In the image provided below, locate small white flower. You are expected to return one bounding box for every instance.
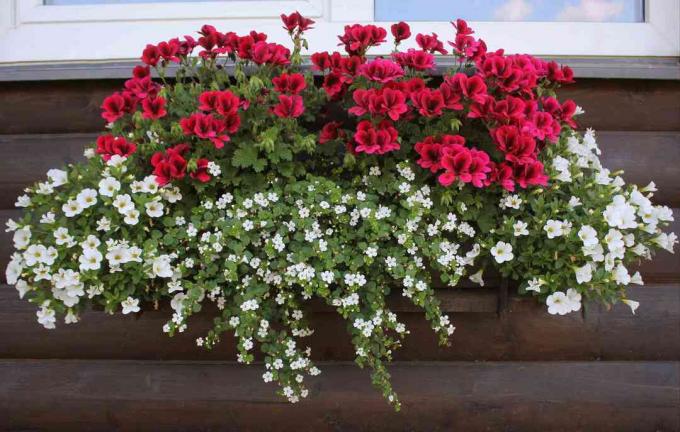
[13,227,32,250]
[145,201,164,218]
[40,212,56,224]
[512,221,529,236]
[544,220,564,239]
[76,188,98,208]
[24,244,48,267]
[37,305,57,329]
[207,161,221,177]
[365,247,378,258]
[112,194,134,214]
[546,292,571,315]
[15,195,31,208]
[96,217,111,232]
[469,269,484,286]
[526,278,543,293]
[621,299,640,315]
[83,148,96,158]
[385,256,397,269]
[574,263,593,284]
[98,177,121,197]
[490,241,513,263]
[106,246,130,266]
[46,169,68,187]
[124,209,140,225]
[568,196,582,208]
[79,248,103,271]
[62,199,83,217]
[565,288,582,312]
[121,296,140,314]
[152,255,174,278]
[578,225,599,247]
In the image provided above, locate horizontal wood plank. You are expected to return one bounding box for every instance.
[1,284,677,361]
[0,79,677,135]
[0,130,678,210]
[1,359,678,431]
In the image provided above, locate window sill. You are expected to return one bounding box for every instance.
[0,57,678,82]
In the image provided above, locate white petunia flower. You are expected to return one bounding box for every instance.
[62,199,83,217]
[512,220,529,236]
[543,220,564,239]
[112,194,134,214]
[578,225,598,247]
[145,201,164,218]
[124,209,140,225]
[603,195,637,229]
[526,278,543,293]
[546,292,571,315]
[121,296,140,314]
[469,269,484,286]
[621,299,640,315]
[568,196,582,208]
[152,255,174,278]
[79,248,103,271]
[76,188,98,208]
[490,241,513,263]
[96,217,111,232]
[15,195,31,208]
[37,304,57,329]
[574,263,593,284]
[40,212,56,224]
[13,227,32,250]
[98,177,121,197]
[46,169,68,187]
[565,288,582,312]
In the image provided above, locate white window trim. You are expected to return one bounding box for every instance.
[0,0,678,64]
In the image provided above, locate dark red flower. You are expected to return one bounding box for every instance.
[322,71,347,98]
[353,120,400,154]
[272,94,304,118]
[151,144,189,186]
[338,24,387,55]
[199,90,240,117]
[319,121,345,144]
[96,135,137,161]
[311,51,332,71]
[410,88,445,117]
[392,49,435,71]
[414,136,445,172]
[492,125,537,164]
[375,88,408,121]
[101,93,127,123]
[438,83,463,110]
[157,39,180,63]
[391,22,411,43]
[514,160,549,188]
[124,76,159,100]
[142,96,167,120]
[415,33,447,54]
[180,113,230,148]
[132,65,150,79]
[272,73,306,95]
[490,162,515,191]
[438,145,491,187]
[190,158,212,183]
[445,73,487,103]
[358,58,404,83]
[281,11,315,33]
[141,44,160,66]
[348,89,372,117]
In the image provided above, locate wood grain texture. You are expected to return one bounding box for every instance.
[1,359,678,432]
[1,284,677,361]
[0,130,677,209]
[0,79,678,134]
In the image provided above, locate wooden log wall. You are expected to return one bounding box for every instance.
[0,78,679,431]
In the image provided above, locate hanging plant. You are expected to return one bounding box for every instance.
[6,12,676,410]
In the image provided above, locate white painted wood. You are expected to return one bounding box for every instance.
[0,0,677,63]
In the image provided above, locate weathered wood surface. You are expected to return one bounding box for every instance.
[1,359,678,432]
[0,129,678,210]
[1,284,677,361]
[0,79,678,134]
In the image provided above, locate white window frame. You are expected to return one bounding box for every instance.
[0,0,678,64]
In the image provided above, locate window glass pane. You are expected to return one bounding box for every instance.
[45,0,241,4]
[374,0,644,22]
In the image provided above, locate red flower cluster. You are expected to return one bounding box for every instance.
[353,120,399,155]
[151,144,189,186]
[281,11,315,33]
[179,90,242,148]
[96,135,137,161]
[415,135,491,188]
[338,24,387,56]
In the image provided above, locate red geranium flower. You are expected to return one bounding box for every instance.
[390,22,411,43]
[101,93,127,123]
[392,49,435,71]
[96,135,137,161]
[190,158,212,183]
[415,33,447,54]
[514,160,549,188]
[338,24,387,55]
[410,88,445,117]
[319,121,345,144]
[272,94,305,118]
[180,113,230,148]
[358,58,404,83]
[142,96,167,120]
[281,11,315,33]
[272,73,306,95]
[353,120,400,154]
[151,144,190,186]
[141,44,160,66]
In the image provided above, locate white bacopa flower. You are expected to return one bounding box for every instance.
[83,148,96,159]
[13,227,31,250]
[578,225,598,247]
[546,291,572,315]
[112,194,134,214]
[207,161,221,177]
[365,247,378,258]
[145,201,164,218]
[490,241,513,263]
[62,199,83,217]
[543,220,564,239]
[384,256,397,269]
[152,255,174,278]
[574,263,593,284]
[621,299,640,315]
[96,217,111,232]
[121,296,140,314]
[76,188,98,208]
[98,177,121,197]
[46,169,68,187]
[512,220,529,236]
